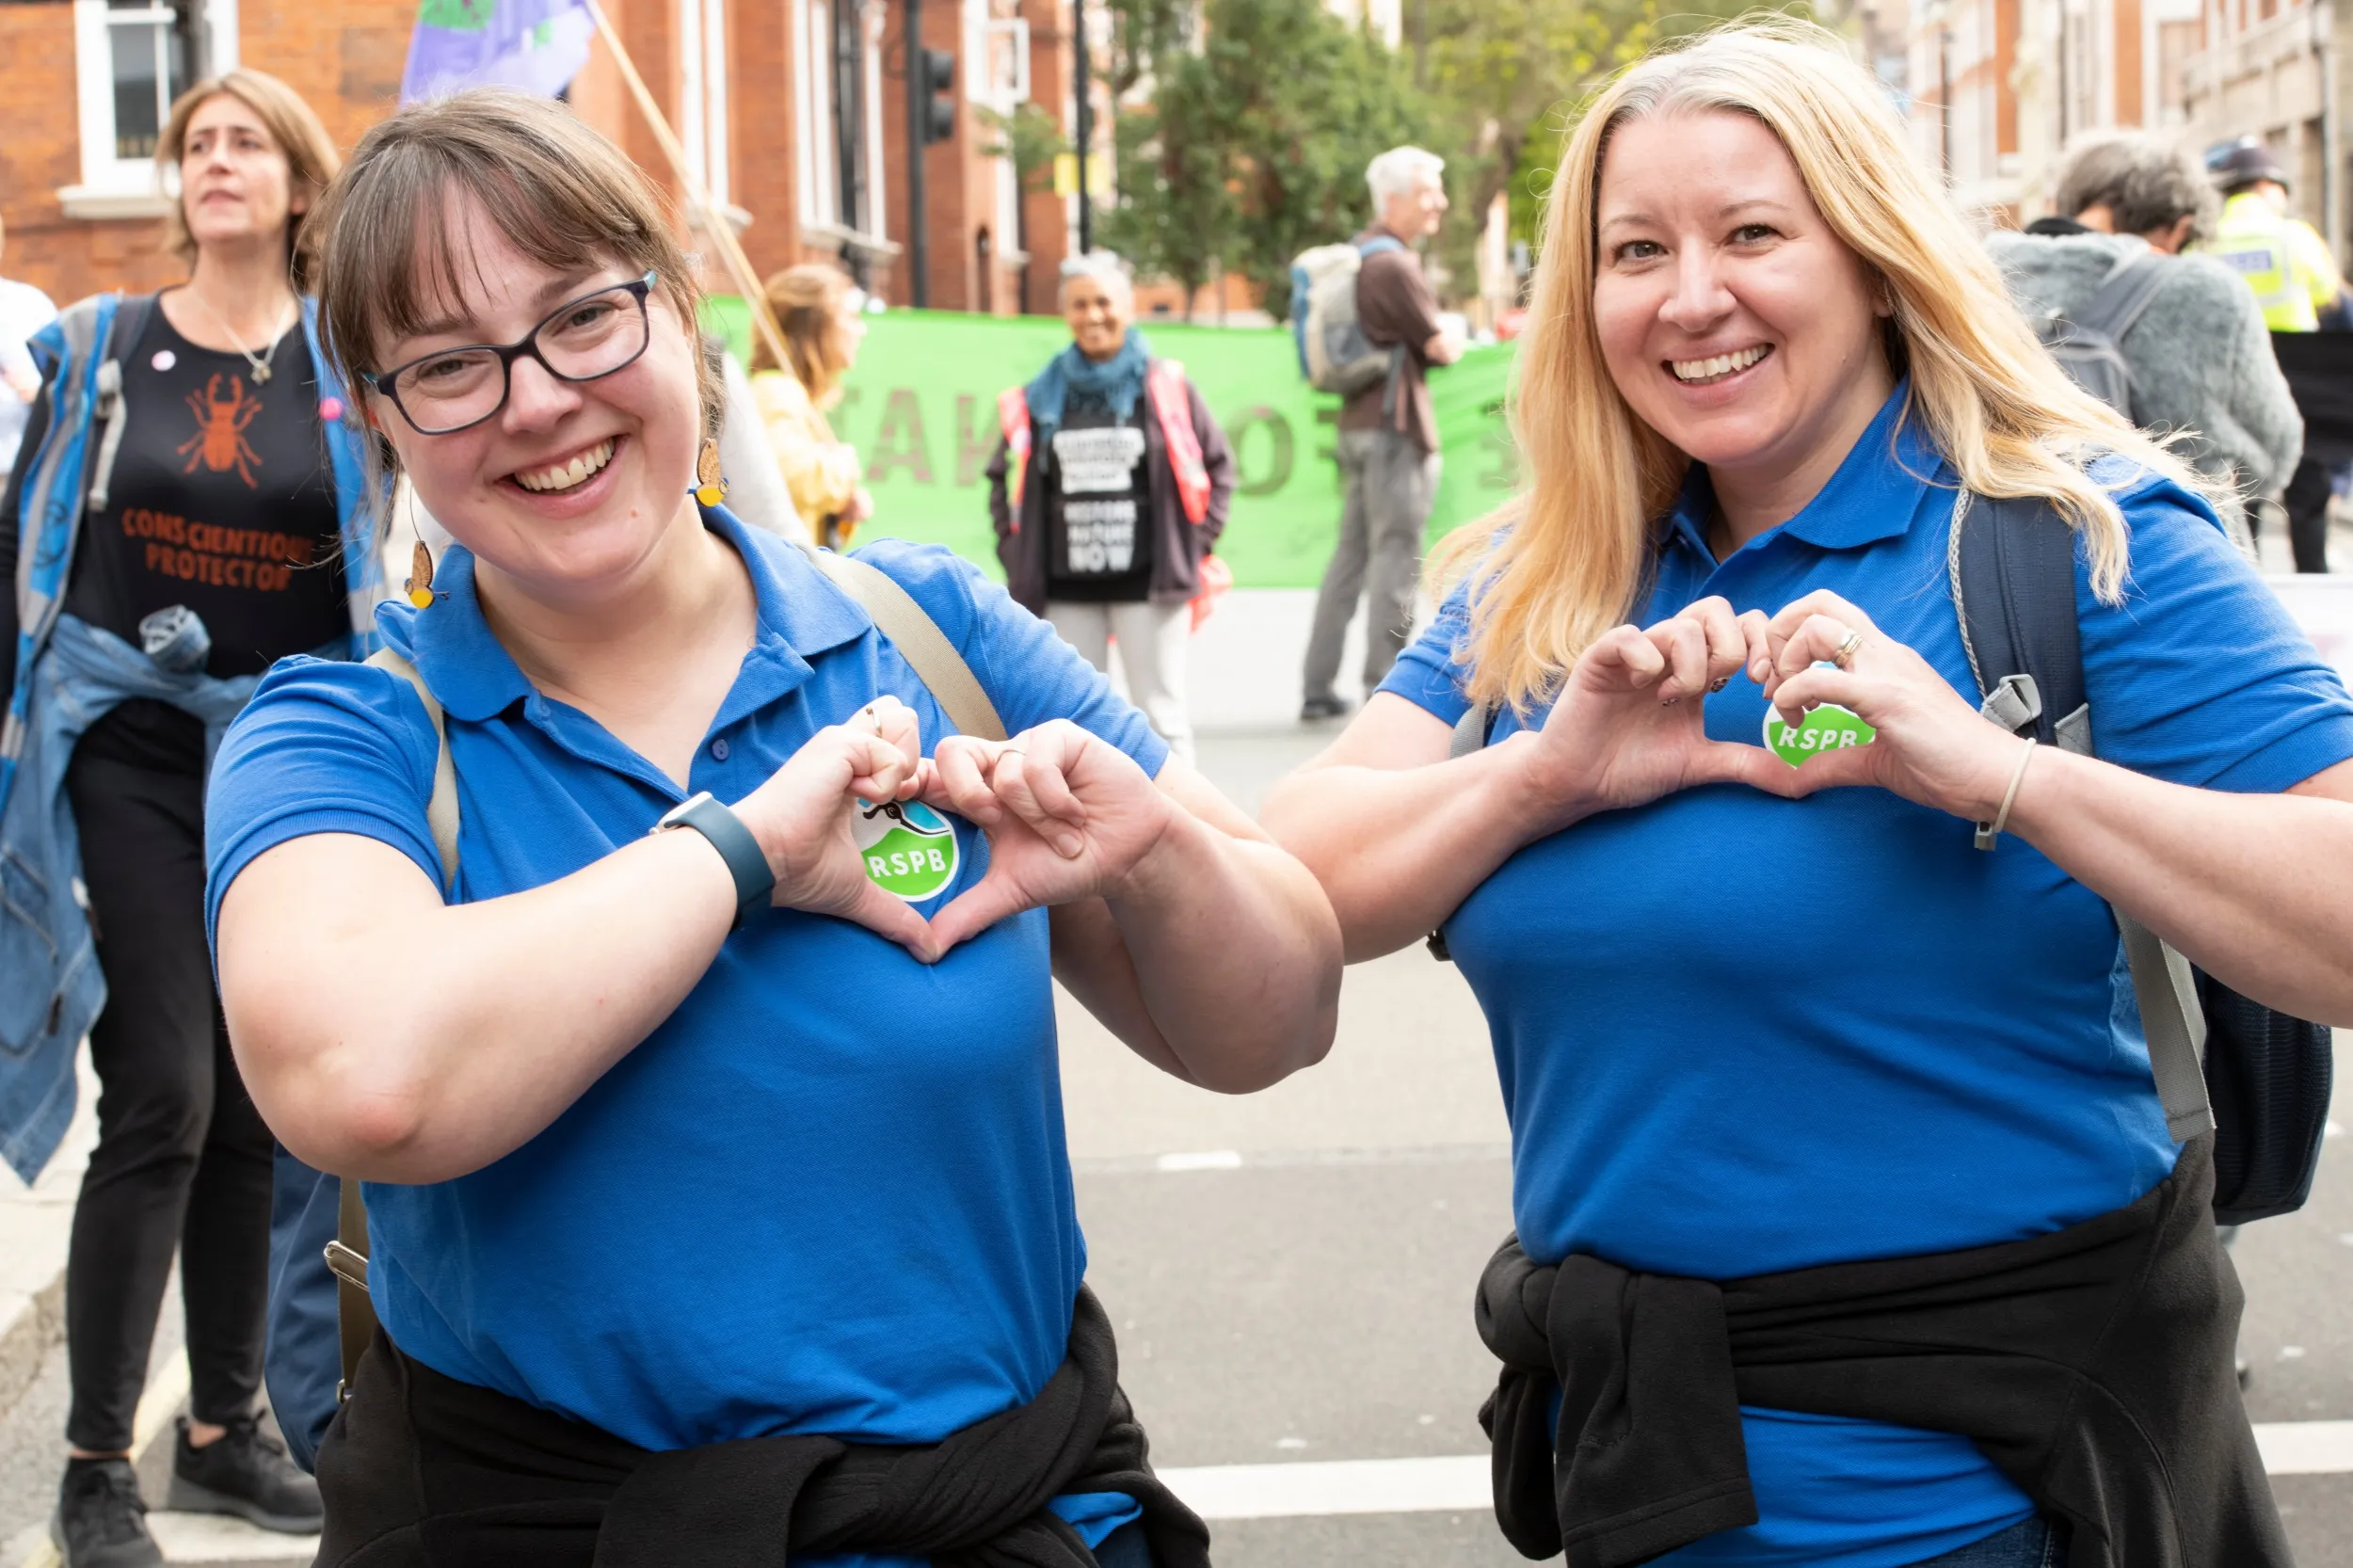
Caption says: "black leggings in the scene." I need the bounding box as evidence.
[62,747,273,1453]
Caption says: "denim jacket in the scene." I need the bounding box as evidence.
[0,293,376,1183]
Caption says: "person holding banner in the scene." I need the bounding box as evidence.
[1265,19,2353,1566]
[206,91,1338,1567]
[987,253,1235,765]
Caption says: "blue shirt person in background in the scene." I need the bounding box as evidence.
[1265,22,2353,1568]
[203,93,1340,1568]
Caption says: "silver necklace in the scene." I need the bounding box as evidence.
[185,289,295,385]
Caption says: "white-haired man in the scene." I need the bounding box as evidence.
[1300,145,1459,722]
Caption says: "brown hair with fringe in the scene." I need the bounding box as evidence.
[158,71,341,292]
[307,90,723,529]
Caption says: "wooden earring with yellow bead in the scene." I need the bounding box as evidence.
[406,540,436,609]
[694,439,727,507]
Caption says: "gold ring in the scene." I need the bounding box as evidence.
[1832,629,1865,670]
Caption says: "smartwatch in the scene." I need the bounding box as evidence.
[651,792,776,930]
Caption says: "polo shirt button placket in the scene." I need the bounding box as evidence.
[710,737,730,762]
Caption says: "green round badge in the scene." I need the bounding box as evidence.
[854,799,960,901]
[1764,704,1876,766]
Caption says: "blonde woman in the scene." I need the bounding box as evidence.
[750,263,872,547]
[1262,21,2349,1567]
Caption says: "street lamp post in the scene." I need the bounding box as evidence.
[1074,0,1092,254]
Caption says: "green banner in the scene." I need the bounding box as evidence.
[706,301,1519,588]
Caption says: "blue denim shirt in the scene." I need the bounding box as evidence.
[0,292,375,1182]
[0,615,347,1179]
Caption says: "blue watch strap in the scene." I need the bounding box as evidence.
[653,792,775,929]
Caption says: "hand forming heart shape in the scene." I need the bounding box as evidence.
[728,701,1177,964]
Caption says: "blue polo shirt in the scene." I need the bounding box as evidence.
[204,512,1166,1562]
[1380,387,2353,1567]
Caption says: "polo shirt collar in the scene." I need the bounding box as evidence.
[389,504,873,726]
[1662,381,1948,559]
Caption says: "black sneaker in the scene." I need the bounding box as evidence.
[167,1414,322,1533]
[51,1457,161,1568]
[1300,695,1350,721]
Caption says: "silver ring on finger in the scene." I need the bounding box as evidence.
[1831,629,1865,670]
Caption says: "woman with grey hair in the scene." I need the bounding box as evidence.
[987,253,1235,763]
[1987,132,2300,547]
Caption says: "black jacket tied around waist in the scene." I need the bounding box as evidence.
[312,1286,1209,1568]
[1474,1135,2287,1568]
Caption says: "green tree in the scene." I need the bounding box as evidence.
[1099,50,1232,319]
[1204,0,1436,317]
[1420,0,1807,277]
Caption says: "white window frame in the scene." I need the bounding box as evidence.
[678,0,729,211]
[63,0,236,218]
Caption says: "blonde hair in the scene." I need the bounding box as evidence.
[1433,17,2207,714]
[310,91,723,526]
[753,263,855,397]
[158,71,341,292]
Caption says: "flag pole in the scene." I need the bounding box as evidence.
[581,0,793,377]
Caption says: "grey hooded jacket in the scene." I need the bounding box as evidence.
[1985,229,2302,539]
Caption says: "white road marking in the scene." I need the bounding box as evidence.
[145,1514,317,1563]
[2256,1419,2353,1475]
[1163,1427,2353,1520]
[1160,1454,1492,1519]
[1154,1150,1244,1172]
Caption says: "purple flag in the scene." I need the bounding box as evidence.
[401,0,594,104]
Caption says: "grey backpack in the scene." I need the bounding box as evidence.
[2009,246,2171,419]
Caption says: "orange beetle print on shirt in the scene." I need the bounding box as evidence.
[177,373,264,487]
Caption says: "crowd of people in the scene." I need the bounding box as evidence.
[2,17,2352,1568]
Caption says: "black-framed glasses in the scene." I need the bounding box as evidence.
[363,272,658,436]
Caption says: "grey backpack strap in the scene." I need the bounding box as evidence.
[363,648,458,890]
[1449,700,1494,760]
[812,551,1008,743]
[84,293,154,517]
[2074,249,2172,351]
[2119,912,2216,1140]
[1428,700,1498,960]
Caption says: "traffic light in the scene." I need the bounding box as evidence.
[919,46,955,143]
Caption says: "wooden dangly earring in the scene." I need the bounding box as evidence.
[694,439,728,507]
[406,539,436,610]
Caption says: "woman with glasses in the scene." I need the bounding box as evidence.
[0,70,361,1568]
[202,91,1338,1567]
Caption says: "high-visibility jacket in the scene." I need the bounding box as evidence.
[2210,191,2343,332]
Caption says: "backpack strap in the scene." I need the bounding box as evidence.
[997,387,1032,519]
[811,550,1009,743]
[2072,249,2173,358]
[1145,359,1211,527]
[363,647,458,890]
[84,293,154,517]
[1425,699,1499,960]
[1948,490,2215,1140]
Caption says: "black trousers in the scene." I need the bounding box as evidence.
[62,747,272,1453]
[2280,456,2332,573]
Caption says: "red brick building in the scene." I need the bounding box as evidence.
[0,0,1088,316]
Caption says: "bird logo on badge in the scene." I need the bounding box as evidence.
[853,799,960,902]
